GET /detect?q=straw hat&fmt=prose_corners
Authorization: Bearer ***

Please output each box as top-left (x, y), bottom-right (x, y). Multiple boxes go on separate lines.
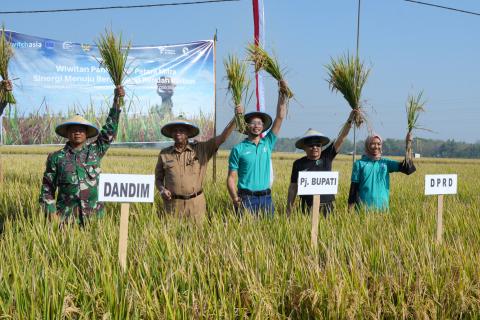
top-left (295, 128), bottom-right (331, 150)
top-left (55, 115), bottom-right (99, 139)
top-left (243, 112), bottom-right (273, 134)
top-left (161, 116), bottom-right (200, 138)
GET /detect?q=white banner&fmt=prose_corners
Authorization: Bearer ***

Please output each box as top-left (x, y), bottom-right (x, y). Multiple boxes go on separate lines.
top-left (297, 171), bottom-right (339, 196)
top-left (99, 174), bottom-right (155, 203)
top-left (425, 174), bottom-right (458, 195)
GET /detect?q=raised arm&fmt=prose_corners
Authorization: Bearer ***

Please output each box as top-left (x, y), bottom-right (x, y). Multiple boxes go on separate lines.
top-left (398, 132), bottom-right (416, 175)
top-left (270, 80), bottom-right (288, 135)
top-left (95, 86), bottom-right (125, 157)
top-left (333, 109), bottom-right (356, 151)
top-left (215, 105), bottom-right (244, 148)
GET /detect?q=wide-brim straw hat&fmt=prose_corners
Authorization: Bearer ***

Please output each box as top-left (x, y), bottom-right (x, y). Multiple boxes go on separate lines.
top-left (243, 112), bottom-right (273, 134)
top-left (161, 118), bottom-right (200, 138)
top-left (295, 128), bottom-right (331, 150)
top-left (55, 115), bottom-right (99, 139)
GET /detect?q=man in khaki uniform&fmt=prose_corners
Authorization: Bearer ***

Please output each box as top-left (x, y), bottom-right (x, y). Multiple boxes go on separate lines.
top-left (155, 106), bottom-right (242, 220)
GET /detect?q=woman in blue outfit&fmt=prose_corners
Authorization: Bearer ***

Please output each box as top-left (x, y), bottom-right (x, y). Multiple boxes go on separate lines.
top-left (348, 133), bottom-right (416, 211)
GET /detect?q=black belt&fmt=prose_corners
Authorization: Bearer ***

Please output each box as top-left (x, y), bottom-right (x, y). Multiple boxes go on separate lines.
top-left (238, 188), bottom-right (271, 196)
top-left (172, 190), bottom-right (203, 200)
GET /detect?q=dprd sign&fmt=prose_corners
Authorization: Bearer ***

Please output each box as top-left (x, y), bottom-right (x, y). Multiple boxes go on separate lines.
top-left (99, 174), bottom-right (155, 203)
top-left (297, 171), bottom-right (339, 195)
top-left (424, 174), bottom-right (458, 244)
top-left (425, 174), bottom-right (457, 195)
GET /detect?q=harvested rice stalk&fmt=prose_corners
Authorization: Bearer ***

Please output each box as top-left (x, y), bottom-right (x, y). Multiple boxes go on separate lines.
top-left (325, 54), bottom-right (370, 127)
top-left (405, 91), bottom-right (426, 162)
top-left (224, 55), bottom-right (249, 133)
top-left (96, 29), bottom-right (130, 106)
top-left (0, 26), bottom-right (15, 105)
top-left (246, 43), bottom-right (293, 100)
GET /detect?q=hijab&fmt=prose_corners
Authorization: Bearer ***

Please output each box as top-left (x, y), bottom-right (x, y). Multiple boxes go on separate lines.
top-left (364, 134), bottom-right (383, 161)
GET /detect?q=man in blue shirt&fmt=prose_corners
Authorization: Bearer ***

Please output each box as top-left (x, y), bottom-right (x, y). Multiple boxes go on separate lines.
top-left (227, 80), bottom-right (288, 216)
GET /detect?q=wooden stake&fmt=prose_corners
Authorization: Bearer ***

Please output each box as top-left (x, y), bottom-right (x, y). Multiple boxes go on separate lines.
top-left (118, 203), bottom-right (130, 272)
top-left (436, 194), bottom-right (444, 244)
top-left (310, 195), bottom-right (320, 250)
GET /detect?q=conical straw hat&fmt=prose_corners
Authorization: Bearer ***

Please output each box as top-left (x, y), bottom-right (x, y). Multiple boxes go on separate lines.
top-left (242, 112), bottom-right (273, 134)
top-left (161, 116), bottom-right (200, 138)
top-left (295, 128), bottom-right (331, 149)
top-left (55, 115), bottom-right (99, 139)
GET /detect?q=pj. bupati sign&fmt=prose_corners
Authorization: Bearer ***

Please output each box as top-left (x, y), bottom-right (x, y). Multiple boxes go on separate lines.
top-left (297, 171), bottom-right (339, 196)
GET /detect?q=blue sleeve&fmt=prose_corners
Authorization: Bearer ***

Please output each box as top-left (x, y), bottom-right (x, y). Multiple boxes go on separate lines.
top-left (228, 147), bottom-right (239, 171)
top-left (264, 131), bottom-right (277, 150)
top-left (351, 160), bottom-right (360, 183)
top-left (385, 158), bottom-right (400, 173)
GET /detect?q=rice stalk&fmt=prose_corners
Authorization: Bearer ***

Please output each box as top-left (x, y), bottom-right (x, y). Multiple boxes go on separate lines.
top-left (96, 29), bottom-right (130, 106)
top-left (325, 54), bottom-right (370, 127)
top-left (246, 43), bottom-right (293, 100)
top-left (0, 26), bottom-right (15, 105)
top-left (405, 91), bottom-right (426, 161)
top-left (224, 55), bottom-right (249, 133)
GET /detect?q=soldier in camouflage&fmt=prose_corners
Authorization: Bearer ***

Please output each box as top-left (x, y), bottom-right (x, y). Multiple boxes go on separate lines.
top-left (39, 86), bottom-right (124, 225)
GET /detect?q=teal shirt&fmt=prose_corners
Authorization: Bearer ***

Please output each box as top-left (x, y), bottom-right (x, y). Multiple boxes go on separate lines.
top-left (351, 155), bottom-right (400, 210)
top-left (228, 131), bottom-right (277, 191)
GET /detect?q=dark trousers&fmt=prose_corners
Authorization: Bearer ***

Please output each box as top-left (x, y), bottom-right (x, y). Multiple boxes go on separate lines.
top-left (301, 201), bottom-right (334, 217)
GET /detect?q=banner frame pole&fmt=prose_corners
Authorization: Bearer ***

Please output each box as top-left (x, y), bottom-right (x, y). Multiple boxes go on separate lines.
top-left (212, 30), bottom-right (218, 183)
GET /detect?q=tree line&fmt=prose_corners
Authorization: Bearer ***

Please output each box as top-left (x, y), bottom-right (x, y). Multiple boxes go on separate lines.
top-left (220, 133), bottom-right (480, 159)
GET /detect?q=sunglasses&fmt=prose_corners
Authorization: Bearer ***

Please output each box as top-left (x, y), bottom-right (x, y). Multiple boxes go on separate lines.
top-left (307, 144), bottom-right (322, 149)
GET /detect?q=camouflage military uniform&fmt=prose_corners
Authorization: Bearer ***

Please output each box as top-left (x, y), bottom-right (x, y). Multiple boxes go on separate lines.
top-left (39, 107), bottom-right (121, 224)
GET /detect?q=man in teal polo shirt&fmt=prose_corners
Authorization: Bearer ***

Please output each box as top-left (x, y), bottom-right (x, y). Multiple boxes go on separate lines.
top-left (227, 80), bottom-right (288, 216)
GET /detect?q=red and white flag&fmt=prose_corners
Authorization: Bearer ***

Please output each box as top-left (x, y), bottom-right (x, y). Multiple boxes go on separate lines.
top-left (252, 0), bottom-right (265, 113)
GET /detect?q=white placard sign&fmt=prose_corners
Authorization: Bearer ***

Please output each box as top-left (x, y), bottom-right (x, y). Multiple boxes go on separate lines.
top-left (297, 171), bottom-right (339, 196)
top-left (99, 174), bottom-right (155, 203)
top-left (424, 174), bottom-right (457, 195)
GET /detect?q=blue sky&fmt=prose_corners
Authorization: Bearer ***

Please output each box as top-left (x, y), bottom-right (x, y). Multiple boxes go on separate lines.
top-left (2, 0), bottom-right (480, 142)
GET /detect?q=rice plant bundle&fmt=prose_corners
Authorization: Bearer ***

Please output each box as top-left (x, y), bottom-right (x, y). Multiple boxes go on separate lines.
top-left (405, 91), bottom-right (426, 161)
top-left (325, 54), bottom-right (370, 127)
top-left (96, 29), bottom-right (130, 106)
top-left (246, 43), bottom-right (293, 100)
top-left (224, 55), bottom-right (249, 133)
top-left (0, 26), bottom-right (15, 105)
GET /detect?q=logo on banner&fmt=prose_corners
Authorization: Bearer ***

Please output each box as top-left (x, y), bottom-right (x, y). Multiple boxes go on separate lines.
top-left (11, 41), bottom-right (42, 49)
top-left (81, 43), bottom-right (92, 52)
top-left (44, 41), bottom-right (55, 49)
top-left (62, 41), bottom-right (73, 50)
top-left (158, 46), bottom-right (176, 55)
